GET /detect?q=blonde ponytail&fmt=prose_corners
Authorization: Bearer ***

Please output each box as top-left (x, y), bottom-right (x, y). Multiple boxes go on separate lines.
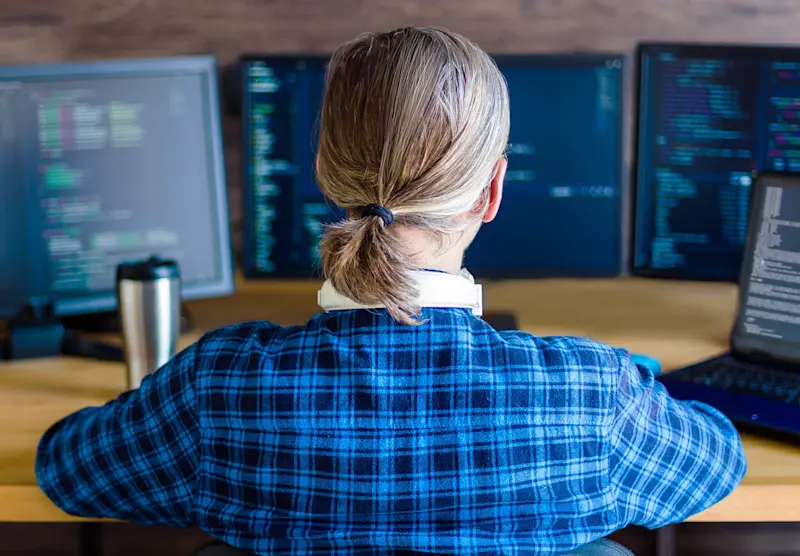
top-left (317, 27), bottom-right (510, 323)
top-left (320, 213), bottom-right (419, 324)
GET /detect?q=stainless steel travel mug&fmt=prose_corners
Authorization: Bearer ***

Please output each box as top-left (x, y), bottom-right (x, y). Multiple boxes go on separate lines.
top-left (116, 257), bottom-right (181, 390)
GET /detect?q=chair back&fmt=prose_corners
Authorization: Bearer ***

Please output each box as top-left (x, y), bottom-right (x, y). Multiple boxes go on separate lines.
top-left (564, 538), bottom-right (635, 555)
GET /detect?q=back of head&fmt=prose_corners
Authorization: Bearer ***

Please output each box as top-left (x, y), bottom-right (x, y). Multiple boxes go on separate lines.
top-left (317, 27), bottom-right (510, 324)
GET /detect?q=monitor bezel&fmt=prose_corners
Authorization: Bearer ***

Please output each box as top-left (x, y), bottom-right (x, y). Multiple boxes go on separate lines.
top-left (730, 171), bottom-right (800, 364)
top-left (630, 41), bottom-right (800, 283)
top-left (0, 56), bottom-right (235, 319)
top-left (239, 53), bottom-right (332, 280)
top-left (239, 52), bottom-right (628, 280)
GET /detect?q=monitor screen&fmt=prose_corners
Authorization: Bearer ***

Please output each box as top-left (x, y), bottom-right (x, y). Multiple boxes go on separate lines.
top-left (0, 57), bottom-right (233, 319)
top-left (633, 43), bottom-right (800, 281)
top-left (733, 173), bottom-right (800, 363)
top-left (241, 55), bottom-right (343, 278)
top-left (241, 54), bottom-right (624, 279)
top-left (465, 55), bottom-right (625, 277)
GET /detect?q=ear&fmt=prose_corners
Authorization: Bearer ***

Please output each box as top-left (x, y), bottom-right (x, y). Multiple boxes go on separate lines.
top-left (315, 154), bottom-right (320, 174)
top-left (482, 157), bottom-right (507, 223)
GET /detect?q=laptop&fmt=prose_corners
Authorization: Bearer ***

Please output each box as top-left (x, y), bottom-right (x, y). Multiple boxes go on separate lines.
top-left (658, 172), bottom-right (800, 440)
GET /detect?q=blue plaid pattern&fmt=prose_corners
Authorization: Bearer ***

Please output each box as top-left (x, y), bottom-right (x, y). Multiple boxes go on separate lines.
top-left (36, 307), bottom-right (746, 555)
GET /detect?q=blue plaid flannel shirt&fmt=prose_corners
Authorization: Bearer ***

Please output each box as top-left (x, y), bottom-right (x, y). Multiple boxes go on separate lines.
top-left (36, 307), bottom-right (746, 555)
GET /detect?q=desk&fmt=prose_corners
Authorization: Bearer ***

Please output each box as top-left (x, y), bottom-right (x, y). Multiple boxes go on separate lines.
top-left (2, 277), bottom-right (800, 523)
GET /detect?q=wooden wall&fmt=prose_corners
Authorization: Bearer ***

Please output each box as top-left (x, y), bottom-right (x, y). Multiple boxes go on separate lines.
top-left (2, 0), bottom-right (800, 257)
top-left (2, 1), bottom-right (800, 553)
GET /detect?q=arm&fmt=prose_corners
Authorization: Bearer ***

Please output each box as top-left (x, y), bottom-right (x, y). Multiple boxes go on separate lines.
top-left (610, 352), bottom-right (747, 529)
top-left (35, 343), bottom-right (200, 526)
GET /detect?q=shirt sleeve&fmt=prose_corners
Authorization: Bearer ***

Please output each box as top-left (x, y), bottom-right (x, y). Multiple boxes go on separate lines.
top-left (35, 343), bottom-right (200, 526)
top-left (610, 351), bottom-right (747, 529)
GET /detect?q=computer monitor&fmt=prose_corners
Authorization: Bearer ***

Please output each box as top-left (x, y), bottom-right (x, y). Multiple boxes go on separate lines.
top-left (465, 54), bottom-right (625, 277)
top-left (241, 55), bottom-right (343, 278)
top-left (0, 57), bottom-right (233, 326)
top-left (241, 53), bottom-right (624, 279)
top-left (633, 43), bottom-right (800, 281)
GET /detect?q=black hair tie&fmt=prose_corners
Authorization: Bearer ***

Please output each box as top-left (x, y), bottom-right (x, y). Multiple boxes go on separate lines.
top-left (360, 204), bottom-right (394, 227)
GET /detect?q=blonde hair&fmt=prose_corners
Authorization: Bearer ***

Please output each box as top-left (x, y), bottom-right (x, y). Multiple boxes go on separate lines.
top-left (317, 27), bottom-right (510, 324)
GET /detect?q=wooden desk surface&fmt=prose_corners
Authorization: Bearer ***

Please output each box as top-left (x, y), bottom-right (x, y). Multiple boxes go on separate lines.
top-left (1, 277), bottom-right (799, 523)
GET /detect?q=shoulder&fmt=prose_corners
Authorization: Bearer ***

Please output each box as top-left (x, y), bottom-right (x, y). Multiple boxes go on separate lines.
top-left (540, 334), bottom-right (627, 372)
top-left (191, 320), bottom-right (290, 364)
top-left (495, 329), bottom-right (628, 389)
top-left (197, 320), bottom-right (282, 346)
top-left (481, 329), bottom-right (629, 427)
top-left (499, 329), bottom-right (624, 365)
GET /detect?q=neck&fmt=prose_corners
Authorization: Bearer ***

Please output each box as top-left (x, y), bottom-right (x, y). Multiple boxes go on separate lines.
top-left (393, 226), bottom-right (466, 275)
top-left (416, 252), bottom-right (463, 274)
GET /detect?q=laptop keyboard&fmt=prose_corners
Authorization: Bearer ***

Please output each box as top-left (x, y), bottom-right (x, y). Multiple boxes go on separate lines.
top-left (675, 356), bottom-right (800, 404)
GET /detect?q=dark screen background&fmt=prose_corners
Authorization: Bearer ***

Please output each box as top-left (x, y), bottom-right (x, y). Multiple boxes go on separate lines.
top-left (243, 55), bottom-right (625, 279)
top-left (634, 45), bottom-right (800, 281)
top-left (243, 57), bottom-right (343, 278)
top-left (466, 57), bottom-right (624, 277)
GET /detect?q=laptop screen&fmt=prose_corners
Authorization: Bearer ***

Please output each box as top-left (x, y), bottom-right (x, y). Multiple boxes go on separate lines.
top-left (733, 173), bottom-right (800, 362)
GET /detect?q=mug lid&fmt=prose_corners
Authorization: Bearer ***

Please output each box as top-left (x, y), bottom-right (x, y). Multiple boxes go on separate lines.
top-left (116, 256), bottom-right (180, 282)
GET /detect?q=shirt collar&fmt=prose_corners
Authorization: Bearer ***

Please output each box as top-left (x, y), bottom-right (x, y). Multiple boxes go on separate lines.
top-left (317, 268), bottom-right (483, 316)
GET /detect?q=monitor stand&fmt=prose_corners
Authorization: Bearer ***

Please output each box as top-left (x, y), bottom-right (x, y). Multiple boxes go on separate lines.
top-left (2, 304), bottom-right (124, 362)
top-left (482, 311), bottom-right (519, 331)
top-left (61, 306), bottom-right (194, 335)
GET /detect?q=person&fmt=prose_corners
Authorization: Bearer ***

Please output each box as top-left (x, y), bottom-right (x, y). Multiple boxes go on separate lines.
top-left (35, 27), bottom-right (746, 555)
